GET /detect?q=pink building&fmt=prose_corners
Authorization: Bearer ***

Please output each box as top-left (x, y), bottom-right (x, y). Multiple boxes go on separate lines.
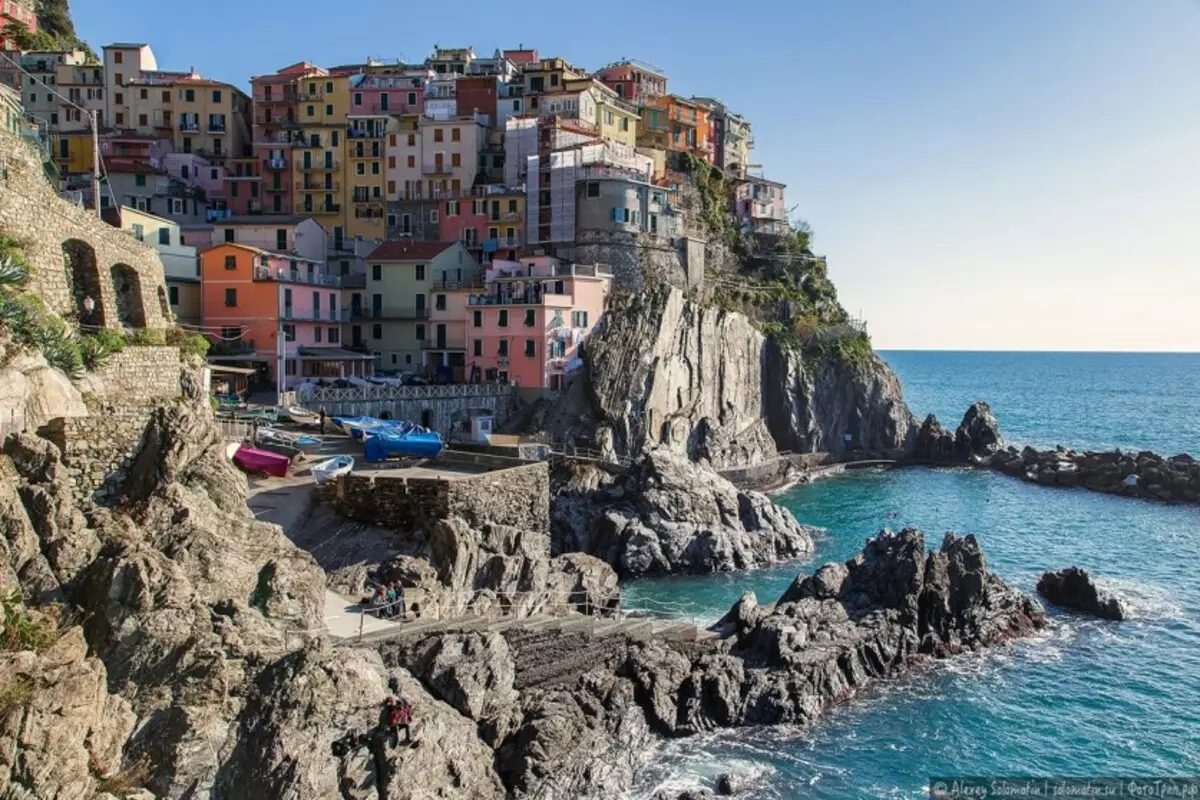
top-left (465, 257), bottom-right (612, 390)
top-left (427, 283), bottom-right (473, 382)
top-left (733, 176), bottom-right (787, 235)
top-left (348, 70), bottom-right (429, 117)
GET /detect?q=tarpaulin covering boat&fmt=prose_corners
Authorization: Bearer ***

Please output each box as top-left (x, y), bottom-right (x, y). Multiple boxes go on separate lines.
top-left (362, 426), bottom-right (445, 461)
top-left (232, 444), bottom-right (290, 478)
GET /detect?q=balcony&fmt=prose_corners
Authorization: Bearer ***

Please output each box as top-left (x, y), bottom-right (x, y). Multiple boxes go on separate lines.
top-left (165, 182), bottom-right (206, 201)
top-left (179, 119), bottom-right (200, 132)
top-left (299, 159), bottom-right (341, 172)
top-left (265, 157), bottom-right (287, 171)
top-left (281, 307), bottom-right (351, 322)
top-left (253, 265), bottom-right (342, 287)
top-left (296, 179), bottom-right (340, 192)
top-left (420, 339), bottom-right (465, 351)
top-left (351, 307), bottom-right (431, 321)
top-left (431, 278), bottom-right (484, 290)
top-left (421, 162), bottom-right (454, 176)
top-left (208, 123), bottom-right (228, 134)
top-left (467, 290), bottom-right (573, 307)
top-left (263, 183), bottom-right (290, 193)
top-left (341, 274), bottom-right (367, 289)
top-left (254, 132), bottom-right (305, 147)
top-left (347, 126), bottom-right (387, 139)
top-left (348, 147), bottom-right (383, 161)
top-left (255, 91), bottom-right (298, 105)
top-left (482, 236), bottom-right (522, 251)
top-left (313, 203), bottom-right (341, 214)
top-left (351, 192), bottom-right (384, 204)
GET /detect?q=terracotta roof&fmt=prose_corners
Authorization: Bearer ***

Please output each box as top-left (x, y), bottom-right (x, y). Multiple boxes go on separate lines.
top-left (367, 240), bottom-right (458, 261)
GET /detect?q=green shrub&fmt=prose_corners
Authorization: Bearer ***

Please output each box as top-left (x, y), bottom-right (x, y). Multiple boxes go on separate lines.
top-left (0, 676), bottom-right (33, 714)
top-left (164, 327), bottom-right (210, 360)
top-left (1, 593), bottom-right (59, 653)
top-left (79, 333), bottom-right (119, 370)
top-left (0, 255), bottom-right (29, 287)
top-left (126, 328), bottom-right (166, 347)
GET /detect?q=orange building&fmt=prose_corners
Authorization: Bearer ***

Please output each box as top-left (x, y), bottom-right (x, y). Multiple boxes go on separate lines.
top-left (200, 242), bottom-right (371, 388)
top-left (641, 95), bottom-right (714, 163)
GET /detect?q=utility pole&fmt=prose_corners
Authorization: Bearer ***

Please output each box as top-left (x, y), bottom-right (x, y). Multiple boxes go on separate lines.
top-left (276, 278), bottom-right (285, 409)
top-left (89, 109), bottom-right (101, 217)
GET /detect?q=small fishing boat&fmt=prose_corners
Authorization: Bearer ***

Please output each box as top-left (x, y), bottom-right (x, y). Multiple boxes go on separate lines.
top-left (287, 406), bottom-right (322, 427)
top-left (363, 426), bottom-right (445, 461)
top-left (232, 444), bottom-right (290, 478)
top-left (257, 426), bottom-right (323, 450)
top-left (312, 455), bottom-right (354, 484)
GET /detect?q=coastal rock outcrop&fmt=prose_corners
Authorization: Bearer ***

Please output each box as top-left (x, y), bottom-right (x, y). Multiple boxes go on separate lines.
top-left (912, 401), bottom-right (1003, 463)
top-left (988, 445), bottom-right (1200, 502)
top-left (551, 449), bottom-right (817, 577)
top-left (1036, 567), bottom-right (1128, 621)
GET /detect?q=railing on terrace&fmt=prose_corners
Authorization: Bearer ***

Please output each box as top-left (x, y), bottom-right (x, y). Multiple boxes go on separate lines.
top-left (253, 265), bottom-right (342, 287)
top-left (467, 291), bottom-right (573, 307)
top-left (281, 308), bottom-right (351, 322)
top-left (431, 279), bottom-right (485, 290)
top-left (297, 180), bottom-right (340, 192)
top-left (297, 382), bottom-right (513, 405)
top-left (350, 307), bottom-right (430, 320)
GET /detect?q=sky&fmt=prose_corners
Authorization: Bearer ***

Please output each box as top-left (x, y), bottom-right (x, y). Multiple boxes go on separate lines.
top-left (74, 0), bottom-right (1200, 351)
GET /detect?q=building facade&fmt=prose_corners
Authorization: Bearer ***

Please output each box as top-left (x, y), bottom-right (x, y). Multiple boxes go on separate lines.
top-left (210, 214), bottom-right (327, 262)
top-left (102, 205), bottom-right (201, 324)
top-left (733, 176), bottom-right (787, 235)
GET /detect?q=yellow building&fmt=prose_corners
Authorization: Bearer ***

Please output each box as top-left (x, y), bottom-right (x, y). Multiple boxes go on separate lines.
top-left (596, 92), bottom-right (638, 148)
top-left (54, 59), bottom-right (106, 134)
top-left (483, 190), bottom-right (525, 253)
top-left (293, 72), bottom-right (350, 239)
top-left (521, 57), bottom-right (587, 114)
top-left (50, 130), bottom-right (94, 176)
top-left (170, 77), bottom-right (251, 161)
top-left (344, 106), bottom-right (391, 240)
top-left (358, 240), bottom-right (481, 371)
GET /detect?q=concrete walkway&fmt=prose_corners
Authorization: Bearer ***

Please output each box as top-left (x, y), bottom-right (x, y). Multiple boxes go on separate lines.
top-left (323, 590), bottom-right (398, 642)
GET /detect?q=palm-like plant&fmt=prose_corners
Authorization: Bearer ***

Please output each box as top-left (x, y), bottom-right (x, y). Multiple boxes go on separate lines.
top-left (0, 256), bottom-right (29, 288)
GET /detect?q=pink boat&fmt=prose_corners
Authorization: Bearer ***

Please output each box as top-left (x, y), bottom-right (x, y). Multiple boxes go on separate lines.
top-left (232, 444), bottom-right (290, 478)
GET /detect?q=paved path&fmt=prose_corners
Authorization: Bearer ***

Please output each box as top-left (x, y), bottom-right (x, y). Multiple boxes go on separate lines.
top-left (344, 611), bottom-right (706, 647)
top-left (323, 590), bottom-right (399, 641)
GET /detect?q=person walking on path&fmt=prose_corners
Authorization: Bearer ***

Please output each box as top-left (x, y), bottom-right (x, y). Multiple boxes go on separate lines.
top-left (319, 408), bottom-right (327, 434)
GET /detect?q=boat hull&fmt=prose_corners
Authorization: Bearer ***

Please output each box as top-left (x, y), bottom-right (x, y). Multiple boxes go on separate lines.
top-left (233, 444), bottom-right (290, 478)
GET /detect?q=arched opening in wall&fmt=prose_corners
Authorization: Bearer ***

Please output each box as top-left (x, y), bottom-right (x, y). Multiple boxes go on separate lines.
top-left (156, 285), bottom-right (172, 323)
top-left (62, 239), bottom-right (106, 326)
top-left (110, 264), bottom-right (146, 328)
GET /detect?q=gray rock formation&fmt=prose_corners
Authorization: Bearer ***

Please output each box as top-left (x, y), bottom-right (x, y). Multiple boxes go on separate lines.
top-left (912, 401), bottom-right (1003, 463)
top-left (527, 286), bottom-right (915, 469)
top-left (1037, 567), bottom-right (1128, 621)
top-left (552, 449), bottom-right (817, 577)
top-left (989, 445), bottom-right (1200, 503)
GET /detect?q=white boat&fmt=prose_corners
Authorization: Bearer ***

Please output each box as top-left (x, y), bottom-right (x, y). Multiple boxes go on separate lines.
top-left (257, 426), bottom-right (324, 450)
top-left (225, 442), bottom-right (241, 461)
top-left (287, 406), bottom-right (322, 427)
top-left (312, 455), bottom-right (354, 484)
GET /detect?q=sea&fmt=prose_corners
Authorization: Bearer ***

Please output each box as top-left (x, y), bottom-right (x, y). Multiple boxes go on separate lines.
top-left (625, 351), bottom-right (1200, 799)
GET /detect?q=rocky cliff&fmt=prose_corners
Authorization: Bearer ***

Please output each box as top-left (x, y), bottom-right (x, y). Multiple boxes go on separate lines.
top-left (579, 287), bottom-right (916, 468)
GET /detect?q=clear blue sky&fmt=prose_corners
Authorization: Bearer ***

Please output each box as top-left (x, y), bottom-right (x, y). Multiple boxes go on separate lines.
top-left (78, 1), bottom-right (1200, 351)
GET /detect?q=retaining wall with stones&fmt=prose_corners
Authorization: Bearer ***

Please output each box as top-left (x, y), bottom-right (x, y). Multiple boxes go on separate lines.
top-left (321, 462), bottom-right (550, 536)
top-left (90, 346), bottom-right (182, 404)
top-left (0, 128), bottom-right (171, 330)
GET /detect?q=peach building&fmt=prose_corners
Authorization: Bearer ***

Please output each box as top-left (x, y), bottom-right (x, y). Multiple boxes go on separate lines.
top-left (200, 242), bottom-right (371, 389)
top-left (464, 257), bottom-right (612, 389)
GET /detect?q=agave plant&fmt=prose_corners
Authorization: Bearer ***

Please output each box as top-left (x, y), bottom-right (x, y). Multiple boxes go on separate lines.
top-left (79, 333), bottom-right (117, 371)
top-left (26, 319), bottom-right (83, 378)
top-left (0, 255), bottom-right (29, 288)
top-left (0, 293), bottom-right (31, 335)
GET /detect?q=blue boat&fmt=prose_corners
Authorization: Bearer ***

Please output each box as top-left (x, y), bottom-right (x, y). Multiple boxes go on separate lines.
top-left (331, 416), bottom-right (381, 439)
top-left (362, 426), bottom-right (445, 461)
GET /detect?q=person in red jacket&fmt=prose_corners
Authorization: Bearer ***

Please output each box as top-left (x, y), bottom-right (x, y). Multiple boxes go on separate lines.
top-left (381, 695), bottom-right (413, 747)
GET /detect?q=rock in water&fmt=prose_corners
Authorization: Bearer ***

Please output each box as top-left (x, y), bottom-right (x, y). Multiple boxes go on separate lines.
top-left (1036, 567), bottom-right (1128, 621)
top-left (552, 449), bottom-right (817, 576)
top-left (955, 401), bottom-right (1003, 459)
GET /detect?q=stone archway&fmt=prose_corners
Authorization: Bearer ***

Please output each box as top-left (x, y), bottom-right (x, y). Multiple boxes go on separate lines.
top-left (110, 263), bottom-right (146, 328)
top-left (62, 239), bottom-right (106, 327)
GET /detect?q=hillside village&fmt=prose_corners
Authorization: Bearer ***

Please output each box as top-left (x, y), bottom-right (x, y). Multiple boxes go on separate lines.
top-left (1, 12), bottom-right (810, 395)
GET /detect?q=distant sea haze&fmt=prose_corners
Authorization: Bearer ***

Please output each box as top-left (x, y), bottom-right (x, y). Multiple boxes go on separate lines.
top-left (880, 350), bottom-right (1200, 456)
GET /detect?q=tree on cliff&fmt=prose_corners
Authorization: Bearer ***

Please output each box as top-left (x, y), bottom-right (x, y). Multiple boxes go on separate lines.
top-left (21, 0), bottom-right (95, 58)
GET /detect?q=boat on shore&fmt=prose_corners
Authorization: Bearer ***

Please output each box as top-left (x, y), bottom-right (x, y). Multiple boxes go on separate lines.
top-left (312, 455), bottom-right (354, 484)
top-left (286, 406), bottom-right (322, 427)
top-left (363, 425), bottom-right (445, 461)
top-left (232, 444), bottom-right (290, 478)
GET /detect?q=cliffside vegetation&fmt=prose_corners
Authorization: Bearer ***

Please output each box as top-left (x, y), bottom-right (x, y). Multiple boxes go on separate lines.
top-left (2, 0), bottom-right (94, 57)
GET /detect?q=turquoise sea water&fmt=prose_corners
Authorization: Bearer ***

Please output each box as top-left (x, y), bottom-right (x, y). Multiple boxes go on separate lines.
top-left (627, 351), bottom-right (1200, 799)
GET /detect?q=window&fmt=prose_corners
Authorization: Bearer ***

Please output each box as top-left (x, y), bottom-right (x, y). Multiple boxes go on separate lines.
top-left (353, 92), bottom-right (363, 106)
top-left (332, 131), bottom-right (340, 147)
top-left (231, 182), bottom-right (239, 197)
top-left (498, 309), bottom-right (508, 328)
top-left (572, 310), bottom-right (589, 328)
top-left (488, 227), bottom-right (499, 240)
top-left (135, 174), bottom-right (146, 187)
top-left (131, 223), bottom-right (144, 242)
top-left (314, 327), bottom-right (322, 343)
top-left (524, 309), bottom-right (535, 327)
top-left (433, 128), bottom-right (443, 142)
top-left (158, 228), bottom-right (170, 245)
top-left (276, 229), bottom-right (287, 251)
top-left (372, 264), bottom-right (382, 280)
top-left (328, 327), bottom-right (339, 343)
top-left (372, 324), bottom-right (382, 339)
top-left (115, 91), bottom-right (123, 104)
top-left (407, 155), bottom-right (415, 168)
top-left (408, 92), bottom-right (417, 106)
top-left (451, 128), bottom-right (460, 142)
top-left (415, 264), bottom-right (425, 280)
top-left (184, 88), bottom-right (194, 101)
top-left (224, 288), bottom-right (237, 307)
top-left (224, 229), bottom-right (235, 243)
top-left (114, 72), bottom-right (123, 85)
top-left (586, 182), bottom-right (600, 198)
top-left (390, 354), bottom-right (397, 364)
top-left (307, 105), bottom-right (315, 117)
top-left (371, 162), bottom-right (380, 175)
top-left (282, 324), bottom-right (295, 342)
top-left (429, 210), bottom-right (438, 223)
top-left (525, 339), bottom-right (535, 357)
top-left (325, 104), bottom-right (333, 116)
top-left (605, 110), bottom-right (614, 125)
top-left (498, 339), bottom-right (509, 356)
top-left (407, 133), bottom-right (415, 146)
top-left (114, 51), bottom-right (122, 64)
top-left (388, 155), bottom-right (396, 169)
top-left (415, 324), bottom-right (425, 341)
top-left (447, 200), bottom-right (459, 217)
top-left (435, 294), bottom-right (446, 311)
top-left (356, 163), bottom-right (365, 176)
top-left (285, 359), bottom-right (296, 376)
top-left (621, 117), bottom-right (629, 132)
top-left (473, 339), bottom-right (482, 357)
top-left (554, 280), bottom-right (564, 294)
top-left (326, 81), bottom-right (333, 93)
top-left (451, 153), bottom-right (461, 168)
top-left (387, 180), bottom-right (396, 194)
top-left (469, 310), bottom-right (481, 328)
top-left (168, 285), bottom-right (179, 305)
top-left (212, 89), bottom-right (222, 102)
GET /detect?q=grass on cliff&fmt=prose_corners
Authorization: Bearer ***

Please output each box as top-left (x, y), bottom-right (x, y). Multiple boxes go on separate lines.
top-left (1, 592), bottom-right (59, 653)
top-left (95, 757), bottom-right (154, 794)
top-left (0, 676), bottom-right (34, 715)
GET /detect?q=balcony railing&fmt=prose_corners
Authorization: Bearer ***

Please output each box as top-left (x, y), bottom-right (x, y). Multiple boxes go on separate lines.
top-left (347, 126), bottom-right (387, 139)
top-left (350, 307), bottom-right (431, 321)
top-left (253, 264), bottom-right (342, 287)
top-left (255, 92), bottom-right (298, 105)
top-left (281, 308), bottom-right (351, 322)
top-left (341, 274), bottom-right (367, 289)
top-left (265, 158), bottom-right (287, 170)
top-left (263, 183), bottom-right (289, 193)
top-left (467, 291), bottom-right (573, 306)
top-left (420, 339), bottom-right (465, 350)
top-left (421, 162), bottom-right (454, 175)
top-left (296, 180), bottom-right (340, 192)
top-left (208, 123), bottom-right (227, 134)
top-left (431, 278), bottom-right (484, 290)
top-left (299, 160), bottom-right (341, 171)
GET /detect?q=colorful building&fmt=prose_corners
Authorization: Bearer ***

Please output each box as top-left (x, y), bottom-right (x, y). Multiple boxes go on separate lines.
top-left (593, 59), bottom-right (668, 108)
top-left (692, 97), bottom-right (752, 176)
top-left (292, 69), bottom-right (350, 237)
top-left (435, 186), bottom-right (525, 263)
top-left (0, 1), bottom-right (37, 51)
top-left (250, 62), bottom-right (318, 216)
top-left (640, 95), bottom-right (714, 163)
top-left (200, 242), bottom-right (367, 388)
top-left (575, 171), bottom-right (679, 239)
top-left (733, 176), bottom-right (788, 235)
top-left (19, 50), bottom-right (88, 128)
top-left (345, 101), bottom-right (390, 240)
top-left (466, 257), bottom-right (611, 389)
top-left (210, 214), bottom-right (327, 262)
top-left (357, 240), bottom-right (481, 372)
top-left (426, 280), bottom-right (473, 382)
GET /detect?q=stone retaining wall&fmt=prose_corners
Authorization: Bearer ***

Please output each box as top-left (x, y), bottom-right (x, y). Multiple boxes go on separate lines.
top-left (41, 407), bottom-right (155, 505)
top-left (322, 462), bottom-right (550, 535)
top-left (0, 128), bottom-right (170, 330)
top-left (91, 347), bottom-right (181, 404)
